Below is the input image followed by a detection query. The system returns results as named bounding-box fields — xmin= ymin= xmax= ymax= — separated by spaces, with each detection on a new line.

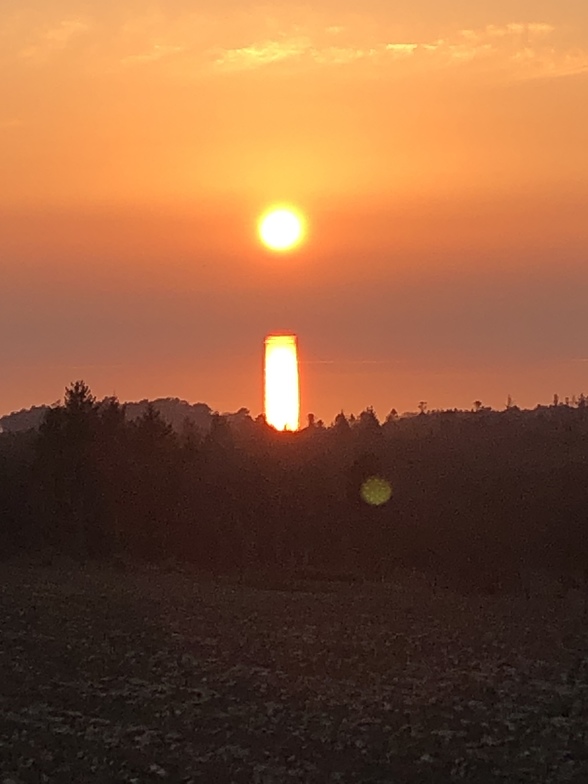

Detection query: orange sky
xmin=2 ymin=1 xmax=588 ymax=421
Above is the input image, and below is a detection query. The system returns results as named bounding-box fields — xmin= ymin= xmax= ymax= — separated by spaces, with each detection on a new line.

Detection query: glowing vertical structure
xmin=264 ymin=334 xmax=300 ymax=431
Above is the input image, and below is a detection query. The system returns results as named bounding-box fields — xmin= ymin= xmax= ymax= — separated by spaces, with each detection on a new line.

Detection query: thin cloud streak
xmin=18 ymin=18 xmax=90 ymax=62
xmin=121 ymin=44 xmax=185 ymax=66
xmin=4 ymin=10 xmax=587 ymax=82
xmin=213 ymin=37 xmax=312 ymax=70
xmin=211 ymin=22 xmax=588 ymax=81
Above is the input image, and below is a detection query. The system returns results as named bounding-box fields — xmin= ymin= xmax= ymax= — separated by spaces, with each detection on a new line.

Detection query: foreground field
xmin=1 ymin=564 xmax=587 ymax=783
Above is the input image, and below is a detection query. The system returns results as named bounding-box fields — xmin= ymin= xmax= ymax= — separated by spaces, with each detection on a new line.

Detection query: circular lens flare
xmin=360 ymin=477 xmax=393 ymax=507
xmin=259 ymin=208 xmax=305 ymax=252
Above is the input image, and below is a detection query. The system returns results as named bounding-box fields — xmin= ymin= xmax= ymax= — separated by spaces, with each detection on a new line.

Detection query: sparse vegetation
xmin=1 ymin=562 xmax=587 ymax=782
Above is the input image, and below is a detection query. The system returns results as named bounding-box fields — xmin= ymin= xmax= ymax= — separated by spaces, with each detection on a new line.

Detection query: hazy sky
xmin=2 ymin=0 xmax=588 ymax=420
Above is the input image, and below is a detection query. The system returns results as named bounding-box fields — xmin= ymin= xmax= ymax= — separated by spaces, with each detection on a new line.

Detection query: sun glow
xmin=264 ymin=334 xmax=300 ymax=431
xmin=258 ymin=207 xmax=305 ymax=252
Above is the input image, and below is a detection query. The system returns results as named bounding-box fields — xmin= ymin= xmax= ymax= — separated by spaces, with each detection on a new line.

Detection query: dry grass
xmin=1 ymin=562 xmax=587 ymax=783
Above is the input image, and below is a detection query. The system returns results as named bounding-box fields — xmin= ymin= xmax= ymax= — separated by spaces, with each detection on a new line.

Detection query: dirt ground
xmin=1 ymin=562 xmax=587 ymax=783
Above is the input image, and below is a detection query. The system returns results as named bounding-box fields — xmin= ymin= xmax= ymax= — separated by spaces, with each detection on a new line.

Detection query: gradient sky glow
xmin=2 ymin=0 xmax=588 ymax=420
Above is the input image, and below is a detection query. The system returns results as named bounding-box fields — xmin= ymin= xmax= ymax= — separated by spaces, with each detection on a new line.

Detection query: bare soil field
xmin=1 ymin=563 xmax=587 ymax=783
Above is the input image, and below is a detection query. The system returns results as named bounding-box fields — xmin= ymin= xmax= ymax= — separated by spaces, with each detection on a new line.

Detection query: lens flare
xmin=264 ymin=334 xmax=300 ymax=431
xmin=360 ymin=477 xmax=392 ymax=506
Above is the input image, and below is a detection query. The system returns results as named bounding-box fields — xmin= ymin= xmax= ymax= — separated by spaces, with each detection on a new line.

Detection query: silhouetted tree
xmin=357 ymin=406 xmax=380 ymax=430
xmin=95 ymin=396 xmax=128 ymax=555
xmin=128 ymin=404 xmax=177 ymax=560
xmin=36 ymin=381 xmax=100 ymax=558
xmin=333 ymin=411 xmax=350 ymax=431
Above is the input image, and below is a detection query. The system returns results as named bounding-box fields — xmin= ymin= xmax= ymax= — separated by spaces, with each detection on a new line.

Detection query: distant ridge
xmin=0 ymin=405 xmax=49 ymax=433
xmin=0 ymin=397 xmax=222 ymax=434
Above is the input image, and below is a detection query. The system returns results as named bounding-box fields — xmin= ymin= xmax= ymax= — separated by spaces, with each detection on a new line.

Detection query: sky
xmin=1 ymin=0 xmax=588 ymax=421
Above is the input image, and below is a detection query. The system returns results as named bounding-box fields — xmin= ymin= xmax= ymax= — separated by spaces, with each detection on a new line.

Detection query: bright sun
xmin=259 ymin=207 xmax=305 ymax=252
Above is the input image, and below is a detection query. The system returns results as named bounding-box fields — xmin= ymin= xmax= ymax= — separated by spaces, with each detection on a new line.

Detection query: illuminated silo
xmin=264 ymin=334 xmax=300 ymax=431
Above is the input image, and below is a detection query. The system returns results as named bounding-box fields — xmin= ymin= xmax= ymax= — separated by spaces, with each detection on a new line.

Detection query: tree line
xmin=1 ymin=381 xmax=588 ymax=594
